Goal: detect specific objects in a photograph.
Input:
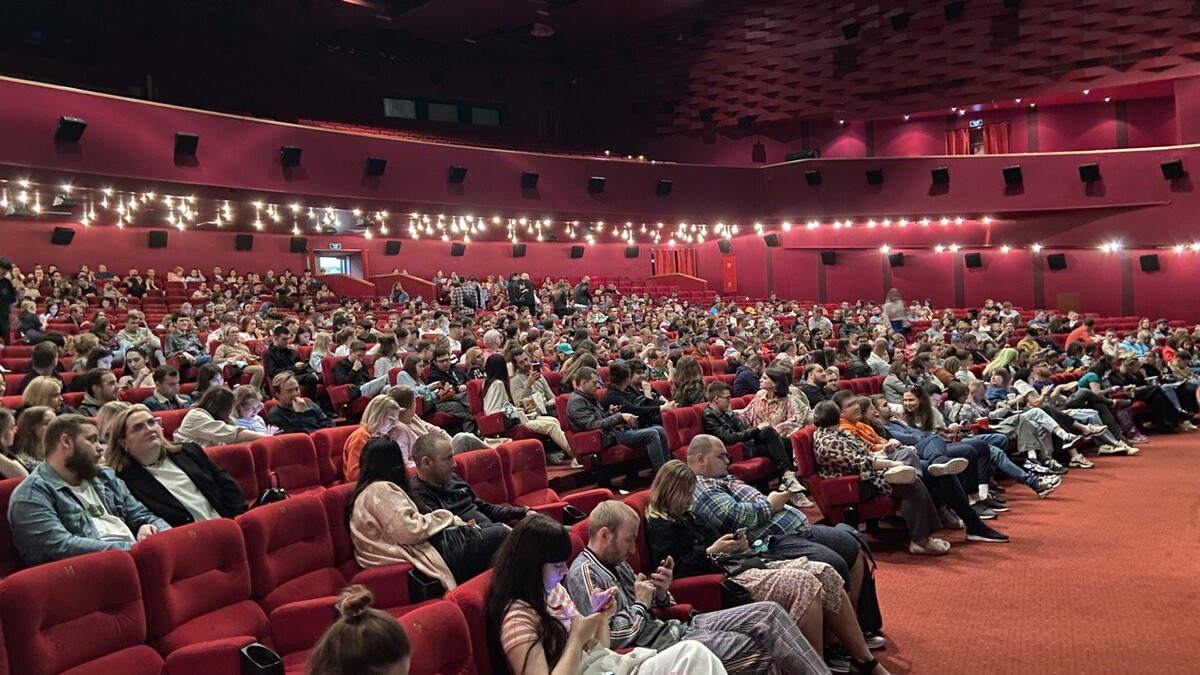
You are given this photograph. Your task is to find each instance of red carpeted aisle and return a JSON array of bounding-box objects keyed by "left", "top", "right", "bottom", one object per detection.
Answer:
[{"left": 863, "top": 436, "right": 1200, "bottom": 675}]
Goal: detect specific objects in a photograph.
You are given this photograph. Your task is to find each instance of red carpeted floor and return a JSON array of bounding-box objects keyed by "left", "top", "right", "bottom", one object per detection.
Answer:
[{"left": 862, "top": 435, "right": 1200, "bottom": 675}]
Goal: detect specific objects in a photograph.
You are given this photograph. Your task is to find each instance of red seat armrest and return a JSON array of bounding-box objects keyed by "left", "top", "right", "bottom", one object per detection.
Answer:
[
  {"left": 477, "top": 411, "right": 509, "bottom": 437},
  {"left": 570, "top": 429, "right": 604, "bottom": 456},
  {"left": 270, "top": 596, "right": 340, "bottom": 656},
  {"left": 818, "top": 475, "right": 866, "bottom": 508},
  {"left": 351, "top": 562, "right": 416, "bottom": 609},
  {"left": 562, "top": 488, "right": 614, "bottom": 515},
  {"left": 668, "top": 575, "right": 724, "bottom": 613},
  {"left": 654, "top": 604, "right": 695, "bottom": 622},
  {"left": 164, "top": 636, "right": 258, "bottom": 675}
]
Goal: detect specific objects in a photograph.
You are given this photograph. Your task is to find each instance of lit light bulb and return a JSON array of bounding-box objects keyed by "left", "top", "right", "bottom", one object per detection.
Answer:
[
  {"left": 879, "top": 244, "right": 890, "bottom": 253},
  {"left": 949, "top": 244, "right": 960, "bottom": 252},
  {"left": 1000, "top": 245, "right": 1011, "bottom": 254},
  {"left": 1032, "top": 244, "right": 1043, "bottom": 252},
  {"left": 1174, "top": 244, "right": 1184, "bottom": 254},
  {"left": 935, "top": 245, "right": 945, "bottom": 253}
]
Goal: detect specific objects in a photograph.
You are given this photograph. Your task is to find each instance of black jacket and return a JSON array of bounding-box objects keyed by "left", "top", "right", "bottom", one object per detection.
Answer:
[
  {"left": 264, "top": 345, "right": 311, "bottom": 379},
  {"left": 601, "top": 384, "right": 665, "bottom": 427},
  {"left": 426, "top": 364, "right": 467, "bottom": 389},
  {"left": 331, "top": 358, "right": 373, "bottom": 386},
  {"left": 409, "top": 474, "right": 527, "bottom": 525},
  {"left": 798, "top": 382, "right": 834, "bottom": 406},
  {"left": 115, "top": 442, "right": 248, "bottom": 528},
  {"left": 701, "top": 405, "right": 757, "bottom": 445},
  {"left": 267, "top": 402, "right": 334, "bottom": 435},
  {"left": 731, "top": 365, "right": 760, "bottom": 397},
  {"left": 644, "top": 513, "right": 725, "bottom": 579}
]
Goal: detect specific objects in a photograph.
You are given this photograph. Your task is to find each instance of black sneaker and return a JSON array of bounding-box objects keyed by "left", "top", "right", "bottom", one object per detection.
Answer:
[
  {"left": 862, "top": 631, "right": 887, "bottom": 650},
  {"left": 1044, "top": 458, "right": 1069, "bottom": 475},
  {"left": 1023, "top": 460, "right": 1054, "bottom": 476},
  {"left": 1031, "top": 475, "right": 1061, "bottom": 498},
  {"left": 825, "top": 643, "right": 851, "bottom": 673},
  {"left": 980, "top": 496, "right": 1009, "bottom": 512},
  {"left": 972, "top": 503, "right": 997, "bottom": 519},
  {"left": 966, "top": 524, "right": 1010, "bottom": 543}
]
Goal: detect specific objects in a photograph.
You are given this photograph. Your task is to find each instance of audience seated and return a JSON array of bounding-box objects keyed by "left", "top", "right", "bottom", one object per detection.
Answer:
[
  {"left": 263, "top": 325, "right": 320, "bottom": 399},
  {"left": 77, "top": 367, "right": 120, "bottom": 416},
  {"left": 105, "top": 404, "right": 246, "bottom": 527},
  {"left": 174, "top": 386, "right": 270, "bottom": 448},
  {"left": 267, "top": 371, "right": 334, "bottom": 434},
  {"left": 16, "top": 342, "right": 63, "bottom": 394},
  {"left": 424, "top": 347, "right": 479, "bottom": 434},
  {"left": 482, "top": 353, "right": 575, "bottom": 464},
  {"left": 8, "top": 413, "right": 169, "bottom": 565},
  {"left": 701, "top": 380, "right": 807, "bottom": 502},
  {"left": 566, "top": 499, "right": 829, "bottom": 674},
  {"left": 142, "top": 365, "right": 192, "bottom": 411},
  {"left": 118, "top": 346, "right": 155, "bottom": 390},
  {"left": 567, "top": 366, "right": 671, "bottom": 469}
]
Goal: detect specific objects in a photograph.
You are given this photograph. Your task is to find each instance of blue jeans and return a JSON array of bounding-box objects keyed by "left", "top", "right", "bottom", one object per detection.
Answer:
[{"left": 616, "top": 426, "right": 670, "bottom": 469}]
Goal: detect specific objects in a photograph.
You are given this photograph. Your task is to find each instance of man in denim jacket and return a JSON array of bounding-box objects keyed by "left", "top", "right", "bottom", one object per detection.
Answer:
[{"left": 8, "top": 414, "right": 169, "bottom": 566}]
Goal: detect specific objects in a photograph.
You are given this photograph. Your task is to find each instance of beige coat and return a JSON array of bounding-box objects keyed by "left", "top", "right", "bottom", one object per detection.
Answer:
[{"left": 350, "top": 481, "right": 462, "bottom": 591}]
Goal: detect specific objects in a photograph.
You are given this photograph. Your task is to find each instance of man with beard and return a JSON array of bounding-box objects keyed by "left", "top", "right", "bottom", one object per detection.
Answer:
[
  {"left": 8, "top": 414, "right": 169, "bottom": 565},
  {"left": 798, "top": 364, "right": 839, "bottom": 405}
]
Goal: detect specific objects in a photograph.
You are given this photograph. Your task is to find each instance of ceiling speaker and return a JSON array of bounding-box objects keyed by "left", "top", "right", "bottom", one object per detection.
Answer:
[
  {"left": 290, "top": 236, "right": 308, "bottom": 253},
  {"left": 624, "top": 245, "right": 640, "bottom": 259},
  {"left": 964, "top": 252, "right": 983, "bottom": 268},
  {"left": 521, "top": 171, "right": 539, "bottom": 189},
  {"left": 280, "top": 146, "right": 302, "bottom": 167},
  {"left": 699, "top": 107, "right": 716, "bottom": 122},
  {"left": 512, "top": 243, "right": 527, "bottom": 258},
  {"left": 891, "top": 12, "right": 911, "bottom": 30},
  {"left": 764, "top": 234, "right": 780, "bottom": 247},
  {"left": 448, "top": 165, "right": 468, "bottom": 183},
  {"left": 656, "top": 180, "right": 673, "bottom": 196},
  {"left": 1078, "top": 163, "right": 1101, "bottom": 182},
  {"left": 888, "top": 252, "right": 905, "bottom": 267},
  {"left": 931, "top": 166, "right": 950, "bottom": 185},
  {"left": 450, "top": 242, "right": 466, "bottom": 257},
  {"left": 820, "top": 251, "right": 837, "bottom": 265},
  {"left": 804, "top": 170, "right": 822, "bottom": 186},
  {"left": 1003, "top": 165, "right": 1023, "bottom": 186},
  {"left": 866, "top": 168, "right": 884, "bottom": 185},
  {"left": 1161, "top": 160, "right": 1185, "bottom": 180},
  {"left": 148, "top": 231, "right": 168, "bottom": 249},
  {"left": 718, "top": 239, "right": 731, "bottom": 255},
  {"left": 841, "top": 22, "right": 860, "bottom": 39},
  {"left": 50, "top": 227, "right": 75, "bottom": 245},
  {"left": 943, "top": 1, "right": 966, "bottom": 20},
  {"left": 738, "top": 115, "right": 756, "bottom": 129},
  {"left": 235, "top": 234, "right": 254, "bottom": 251},
  {"left": 1140, "top": 254, "right": 1160, "bottom": 272},
  {"left": 570, "top": 245, "right": 585, "bottom": 259},
  {"left": 55, "top": 116, "right": 87, "bottom": 142},
  {"left": 1046, "top": 253, "right": 1067, "bottom": 270},
  {"left": 587, "top": 176, "right": 606, "bottom": 193},
  {"left": 364, "top": 157, "right": 387, "bottom": 177},
  {"left": 174, "top": 132, "right": 199, "bottom": 156}
]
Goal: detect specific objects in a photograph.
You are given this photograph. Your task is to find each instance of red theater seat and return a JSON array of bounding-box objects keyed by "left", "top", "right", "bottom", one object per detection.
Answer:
[
  {"left": 554, "top": 393, "right": 648, "bottom": 484},
  {"left": 238, "top": 496, "right": 348, "bottom": 613},
  {"left": 496, "top": 440, "right": 611, "bottom": 521},
  {"left": 312, "top": 425, "right": 356, "bottom": 486},
  {"left": 154, "top": 408, "right": 190, "bottom": 441},
  {"left": 204, "top": 444, "right": 259, "bottom": 507},
  {"left": 453, "top": 447, "right": 510, "bottom": 506},
  {"left": 791, "top": 426, "right": 895, "bottom": 526},
  {"left": 661, "top": 405, "right": 774, "bottom": 483},
  {"left": 465, "top": 378, "right": 546, "bottom": 442},
  {"left": 120, "top": 386, "right": 156, "bottom": 404},
  {"left": 446, "top": 571, "right": 497, "bottom": 675},
  {"left": 319, "top": 484, "right": 415, "bottom": 611},
  {"left": 0, "top": 478, "right": 23, "bottom": 577},
  {"left": 0, "top": 551, "right": 164, "bottom": 675},
  {"left": 133, "top": 519, "right": 270, "bottom": 656},
  {"left": 249, "top": 433, "right": 326, "bottom": 497},
  {"left": 401, "top": 600, "right": 478, "bottom": 675}
]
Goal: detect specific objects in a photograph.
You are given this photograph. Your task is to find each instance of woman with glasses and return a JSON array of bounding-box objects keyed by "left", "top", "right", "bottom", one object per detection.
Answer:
[{"left": 106, "top": 404, "right": 248, "bottom": 527}]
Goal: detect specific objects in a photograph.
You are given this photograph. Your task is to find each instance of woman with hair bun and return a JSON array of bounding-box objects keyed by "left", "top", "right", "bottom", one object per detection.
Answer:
[{"left": 306, "top": 585, "right": 411, "bottom": 675}]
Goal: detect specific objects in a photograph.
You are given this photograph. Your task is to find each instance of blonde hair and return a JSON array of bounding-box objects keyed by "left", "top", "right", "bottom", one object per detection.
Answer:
[
  {"left": 313, "top": 332, "right": 333, "bottom": 355},
  {"left": 105, "top": 404, "right": 179, "bottom": 472},
  {"left": 646, "top": 460, "right": 698, "bottom": 520},
  {"left": 22, "top": 376, "right": 62, "bottom": 409},
  {"left": 463, "top": 346, "right": 484, "bottom": 368},
  {"left": 587, "top": 500, "right": 639, "bottom": 539},
  {"left": 232, "top": 384, "right": 263, "bottom": 413},
  {"left": 361, "top": 395, "right": 401, "bottom": 435},
  {"left": 95, "top": 400, "right": 133, "bottom": 445}
]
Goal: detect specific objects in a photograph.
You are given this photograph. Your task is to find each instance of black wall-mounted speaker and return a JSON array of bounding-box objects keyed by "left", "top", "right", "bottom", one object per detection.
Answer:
[
  {"left": 50, "top": 227, "right": 75, "bottom": 245},
  {"left": 148, "top": 231, "right": 169, "bottom": 249},
  {"left": 1046, "top": 253, "right": 1067, "bottom": 270},
  {"left": 448, "top": 165, "right": 468, "bottom": 183},
  {"left": 764, "top": 234, "right": 781, "bottom": 247},
  {"left": 174, "top": 132, "right": 199, "bottom": 156},
  {"left": 364, "top": 157, "right": 387, "bottom": 177},
  {"left": 520, "top": 171, "right": 539, "bottom": 189},
  {"left": 450, "top": 242, "right": 466, "bottom": 257},
  {"left": 964, "top": 252, "right": 983, "bottom": 268},
  {"left": 888, "top": 252, "right": 905, "bottom": 267},
  {"left": 656, "top": 180, "right": 673, "bottom": 196},
  {"left": 280, "top": 146, "right": 302, "bottom": 167},
  {"left": 1078, "top": 163, "right": 1101, "bottom": 182},
  {"left": 290, "top": 236, "right": 308, "bottom": 253},
  {"left": 866, "top": 168, "right": 884, "bottom": 185},
  {"left": 512, "top": 244, "right": 527, "bottom": 258},
  {"left": 1002, "top": 165, "right": 1023, "bottom": 186},
  {"left": 820, "top": 250, "right": 837, "bottom": 265},
  {"left": 570, "top": 245, "right": 585, "bottom": 259},
  {"left": 55, "top": 116, "right": 87, "bottom": 142},
  {"left": 804, "top": 170, "right": 822, "bottom": 186},
  {"left": 718, "top": 239, "right": 731, "bottom": 254},
  {"left": 1140, "top": 254, "right": 1161, "bottom": 272},
  {"left": 235, "top": 234, "right": 254, "bottom": 251},
  {"left": 625, "top": 245, "right": 640, "bottom": 258},
  {"left": 587, "top": 176, "right": 606, "bottom": 193},
  {"left": 384, "top": 240, "right": 401, "bottom": 256},
  {"left": 931, "top": 166, "right": 950, "bottom": 185},
  {"left": 1161, "top": 160, "right": 1185, "bottom": 180}
]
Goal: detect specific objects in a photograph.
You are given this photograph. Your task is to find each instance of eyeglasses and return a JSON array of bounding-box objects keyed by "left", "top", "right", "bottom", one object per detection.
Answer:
[{"left": 128, "top": 417, "right": 162, "bottom": 434}]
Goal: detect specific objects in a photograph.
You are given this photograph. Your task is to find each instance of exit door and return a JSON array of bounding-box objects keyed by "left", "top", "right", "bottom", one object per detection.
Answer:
[{"left": 722, "top": 256, "right": 737, "bottom": 293}]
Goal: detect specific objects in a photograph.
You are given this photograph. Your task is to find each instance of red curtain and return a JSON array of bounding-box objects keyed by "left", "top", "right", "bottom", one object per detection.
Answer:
[
  {"left": 983, "top": 122, "right": 1010, "bottom": 154},
  {"left": 945, "top": 128, "right": 971, "bottom": 155},
  {"left": 652, "top": 247, "right": 697, "bottom": 276}
]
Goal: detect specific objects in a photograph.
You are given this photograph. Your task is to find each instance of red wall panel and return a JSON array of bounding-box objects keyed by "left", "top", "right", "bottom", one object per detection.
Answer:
[
  {"left": 1126, "top": 97, "right": 1178, "bottom": 148},
  {"left": 824, "top": 250, "right": 885, "bottom": 306},
  {"left": 962, "top": 250, "right": 1035, "bottom": 310},
  {"left": 887, "top": 250, "right": 956, "bottom": 309},
  {"left": 1130, "top": 250, "right": 1200, "bottom": 321},
  {"left": 1037, "top": 104, "right": 1117, "bottom": 153},
  {"left": 771, "top": 250, "right": 821, "bottom": 303},
  {"left": 1040, "top": 251, "right": 1124, "bottom": 316}
]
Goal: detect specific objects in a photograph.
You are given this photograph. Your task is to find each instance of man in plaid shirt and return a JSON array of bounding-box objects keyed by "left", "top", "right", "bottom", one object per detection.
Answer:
[{"left": 687, "top": 434, "right": 877, "bottom": 619}]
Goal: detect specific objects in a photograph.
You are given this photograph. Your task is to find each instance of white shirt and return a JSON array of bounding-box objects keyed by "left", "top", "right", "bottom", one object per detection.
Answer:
[
  {"left": 68, "top": 481, "right": 136, "bottom": 545},
  {"left": 145, "top": 457, "right": 219, "bottom": 522}
]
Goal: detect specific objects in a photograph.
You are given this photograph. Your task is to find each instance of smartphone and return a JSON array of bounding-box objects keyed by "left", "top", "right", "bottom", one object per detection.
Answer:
[
  {"left": 733, "top": 527, "right": 748, "bottom": 540},
  {"left": 591, "top": 588, "right": 616, "bottom": 611}
]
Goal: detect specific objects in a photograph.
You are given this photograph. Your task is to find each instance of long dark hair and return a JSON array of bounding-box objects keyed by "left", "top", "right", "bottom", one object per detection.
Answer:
[
  {"left": 903, "top": 386, "right": 936, "bottom": 431},
  {"left": 487, "top": 514, "right": 573, "bottom": 672},
  {"left": 348, "top": 437, "right": 411, "bottom": 525},
  {"left": 481, "top": 353, "right": 512, "bottom": 405},
  {"left": 196, "top": 386, "right": 235, "bottom": 421}
]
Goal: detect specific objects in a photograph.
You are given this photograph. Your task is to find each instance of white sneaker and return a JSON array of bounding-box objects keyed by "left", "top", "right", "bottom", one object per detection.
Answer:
[
  {"left": 928, "top": 458, "right": 969, "bottom": 477},
  {"left": 883, "top": 465, "right": 918, "bottom": 485},
  {"left": 909, "top": 538, "right": 951, "bottom": 555},
  {"left": 790, "top": 492, "right": 814, "bottom": 508},
  {"left": 780, "top": 472, "right": 806, "bottom": 494}
]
